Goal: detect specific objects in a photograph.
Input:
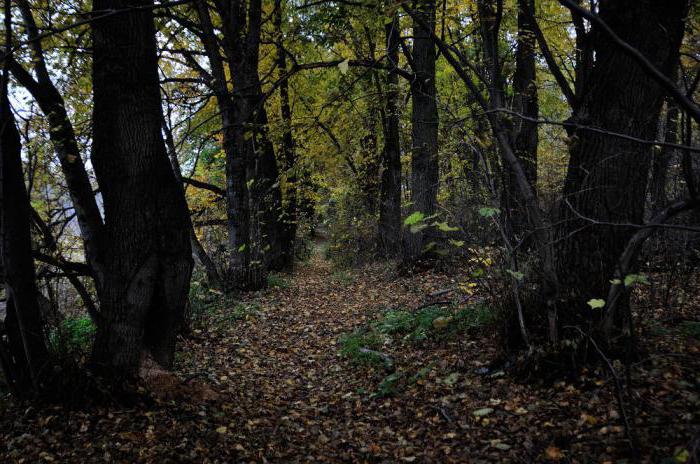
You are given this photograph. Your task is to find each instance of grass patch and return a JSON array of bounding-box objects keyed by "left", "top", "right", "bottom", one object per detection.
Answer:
[
  {"left": 266, "top": 273, "right": 289, "bottom": 289},
  {"left": 372, "top": 304, "right": 494, "bottom": 342},
  {"left": 216, "top": 301, "right": 261, "bottom": 326},
  {"left": 340, "top": 304, "right": 494, "bottom": 358},
  {"left": 339, "top": 304, "right": 495, "bottom": 396},
  {"left": 189, "top": 281, "right": 262, "bottom": 330},
  {"left": 338, "top": 329, "right": 385, "bottom": 366},
  {"left": 189, "top": 281, "right": 228, "bottom": 320}
]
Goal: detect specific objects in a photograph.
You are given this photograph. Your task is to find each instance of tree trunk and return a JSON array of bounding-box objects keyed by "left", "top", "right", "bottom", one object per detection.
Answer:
[
  {"left": 194, "top": 0, "right": 253, "bottom": 289},
  {"left": 503, "top": 0, "right": 538, "bottom": 244},
  {"left": 650, "top": 100, "right": 679, "bottom": 214},
  {"left": 555, "top": 0, "right": 687, "bottom": 335},
  {"left": 405, "top": 0, "right": 439, "bottom": 262},
  {"left": 196, "top": 0, "right": 283, "bottom": 288},
  {"left": 274, "top": 0, "right": 298, "bottom": 269},
  {"left": 0, "top": 95, "right": 50, "bottom": 396},
  {"left": 90, "top": 0, "right": 193, "bottom": 376},
  {"left": 378, "top": 16, "right": 403, "bottom": 257}
]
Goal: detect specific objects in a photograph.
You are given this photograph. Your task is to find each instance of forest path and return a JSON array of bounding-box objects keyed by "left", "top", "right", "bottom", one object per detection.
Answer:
[
  {"left": 180, "top": 246, "right": 494, "bottom": 462},
  {"left": 2, "top": 247, "right": 693, "bottom": 462}
]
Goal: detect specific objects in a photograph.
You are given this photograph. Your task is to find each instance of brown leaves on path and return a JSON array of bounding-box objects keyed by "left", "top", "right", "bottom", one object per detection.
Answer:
[{"left": 0, "top": 253, "right": 698, "bottom": 462}]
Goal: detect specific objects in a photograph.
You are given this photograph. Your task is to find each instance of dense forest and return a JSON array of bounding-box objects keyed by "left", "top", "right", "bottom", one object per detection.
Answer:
[{"left": 0, "top": 0, "right": 699, "bottom": 461}]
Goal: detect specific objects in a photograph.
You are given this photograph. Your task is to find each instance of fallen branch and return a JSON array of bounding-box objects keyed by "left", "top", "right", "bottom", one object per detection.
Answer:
[{"left": 358, "top": 348, "right": 394, "bottom": 371}]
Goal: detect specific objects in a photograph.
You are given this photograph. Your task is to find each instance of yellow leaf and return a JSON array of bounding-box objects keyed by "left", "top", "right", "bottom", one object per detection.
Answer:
[{"left": 432, "top": 316, "right": 453, "bottom": 330}]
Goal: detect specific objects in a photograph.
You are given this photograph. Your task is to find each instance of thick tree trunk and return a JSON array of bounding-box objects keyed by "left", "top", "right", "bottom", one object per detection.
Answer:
[
  {"left": 503, "top": 0, "right": 538, "bottom": 244},
  {"left": 378, "top": 16, "right": 403, "bottom": 257},
  {"left": 194, "top": 0, "right": 253, "bottom": 289},
  {"left": 405, "top": 0, "right": 439, "bottom": 262},
  {"left": 235, "top": 0, "right": 284, "bottom": 276},
  {"left": 555, "top": 0, "right": 687, "bottom": 333},
  {"left": 0, "top": 97, "right": 50, "bottom": 395},
  {"left": 90, "top": 0, "right": 193, "bottom": 375},
  {"left": 196, "top": 0, "right": 283, "bottom": 288},
  {"left": 274, "top": 0, "right": 298, "bottom": 269}
]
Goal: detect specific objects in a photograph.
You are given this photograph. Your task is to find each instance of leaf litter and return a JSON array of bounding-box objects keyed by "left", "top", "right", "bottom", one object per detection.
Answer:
[{"left": 0, "top": 253, "right": 698, "bottom": 462}]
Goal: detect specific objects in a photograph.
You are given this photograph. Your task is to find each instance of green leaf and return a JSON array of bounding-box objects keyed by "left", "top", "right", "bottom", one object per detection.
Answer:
[
  {"left": 404, "top": 211, "right": 425, "bottom": 226},
  {"left": 610, "top": 278, "right": 622, "bottom": 285},
  {"left": 448, "top": 239, "right": 465, "bottom": 247},
  {"left": 473, "top": 407, "right": 494, "bottom": 417},
  {"left": 624, "top": 273, "right": 649, "bottom": 287},
  {"left": 674, "top": 448, "right": 690, "bottom": 463},
  {"left": 478, "top": 207, "right": 500, "bottom": 218},
  {"left": 443, "top": 372, "right": 460, "bottom": 385},
  {"left": 338, "top": 59, "right": 349, "bottom": 74},
  {"left": 506, "top": 269, "right": 525, "bottom": 281},
  {"left": 587, "top": 299, "right": 606, "bottom": 309},
  {"left": 238, "top": 244, "right": 247, "bottom": 252},
  {"left": 435, "top": 221, "right": 459, "bottom": 232}
]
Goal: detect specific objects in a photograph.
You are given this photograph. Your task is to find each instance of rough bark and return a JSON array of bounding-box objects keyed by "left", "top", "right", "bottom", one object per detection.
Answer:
[
  {"left": 196, "top": 0, "right": 284, "bottom": 287},
  {"left": 90, "top": 0, "right": 193, "bottom": 375},
  {"left": 0, "top": 96, "right": 50, "bottom": 395},
  {"left": 404, "top": 0, "right": 439, "bottom": 262},
  {"left": 650, "top": 100, "right": 679, "bottom": 214},
  {"left": 555, "top": 0, "right": 687, "bottom": 330},
  {"left": 274, "top": 0, "right": 298, "bottom": 269},
  {"left": 194, "top": 0, "right": 253, "bottom": 288},
  {"left": 378, "top": 16, "right": 403, "bottom": 257},
  {"left": 503, "top": 0, "right": 538, "bottom": 244}
]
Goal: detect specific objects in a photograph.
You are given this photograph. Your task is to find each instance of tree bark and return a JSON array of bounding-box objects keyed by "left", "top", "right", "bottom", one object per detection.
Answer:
[
  {"left": 555, "top": 0, "right": 687, "bottom": 331},
  {"left": 0, "top": 96, "right": 50, "bottom": 396},
  {"left": 378, "top": 16, "right": 403, "bottom": 257},
  {"left": 650, "top": 100, "right": 679, "bottom": 214},
  {"left": 193, "top": 0, "right": 253, "bottom": 289},
  {"left": 90, "top": 0, "right": 193, "bottom": 376},
  {"left": 503, "top": 0, "right": 538, "bottom": 244},
  {"left": 274, "top": 0, "right": 298, "bottom": 269},
  {"left": 404, "top": 0, "right": 439, "bottom": 262},
  {"left": 195, "top": 0, "right": 284, "bottom": 287}
]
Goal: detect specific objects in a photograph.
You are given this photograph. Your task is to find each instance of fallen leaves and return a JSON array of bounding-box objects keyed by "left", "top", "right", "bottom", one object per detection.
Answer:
[{"left": 0, "top": 254, "right": 698, "bottom": 462}]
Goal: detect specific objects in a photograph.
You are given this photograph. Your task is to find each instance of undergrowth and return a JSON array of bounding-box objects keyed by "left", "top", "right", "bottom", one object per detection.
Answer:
[
  {"left": 189, "top": 281, "right": 260, "bottom": 330},
  {"left": 339, "top": 303, "right": 495, "bottom": 397},
  {"left": 49, "top": 316, "right": 96, "bottom": 357}
]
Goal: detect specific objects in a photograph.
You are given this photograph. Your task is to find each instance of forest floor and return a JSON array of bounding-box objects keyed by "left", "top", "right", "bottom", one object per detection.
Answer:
[{"left": 1, "top": 243, "right": 699, "bottom": 463}]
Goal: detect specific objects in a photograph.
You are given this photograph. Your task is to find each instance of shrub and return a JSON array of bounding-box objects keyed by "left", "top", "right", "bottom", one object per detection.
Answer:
[{"left": 49, "top": 315, "right": 96, "bottom": 356}]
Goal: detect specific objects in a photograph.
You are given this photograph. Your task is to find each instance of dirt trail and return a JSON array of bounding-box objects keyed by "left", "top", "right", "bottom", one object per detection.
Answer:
[
  {"left": 2, "top": 250, "right": 695, "bottom": 462},
  {"left": 184, "top": 251, "right": 457, "bottom": 461}
]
